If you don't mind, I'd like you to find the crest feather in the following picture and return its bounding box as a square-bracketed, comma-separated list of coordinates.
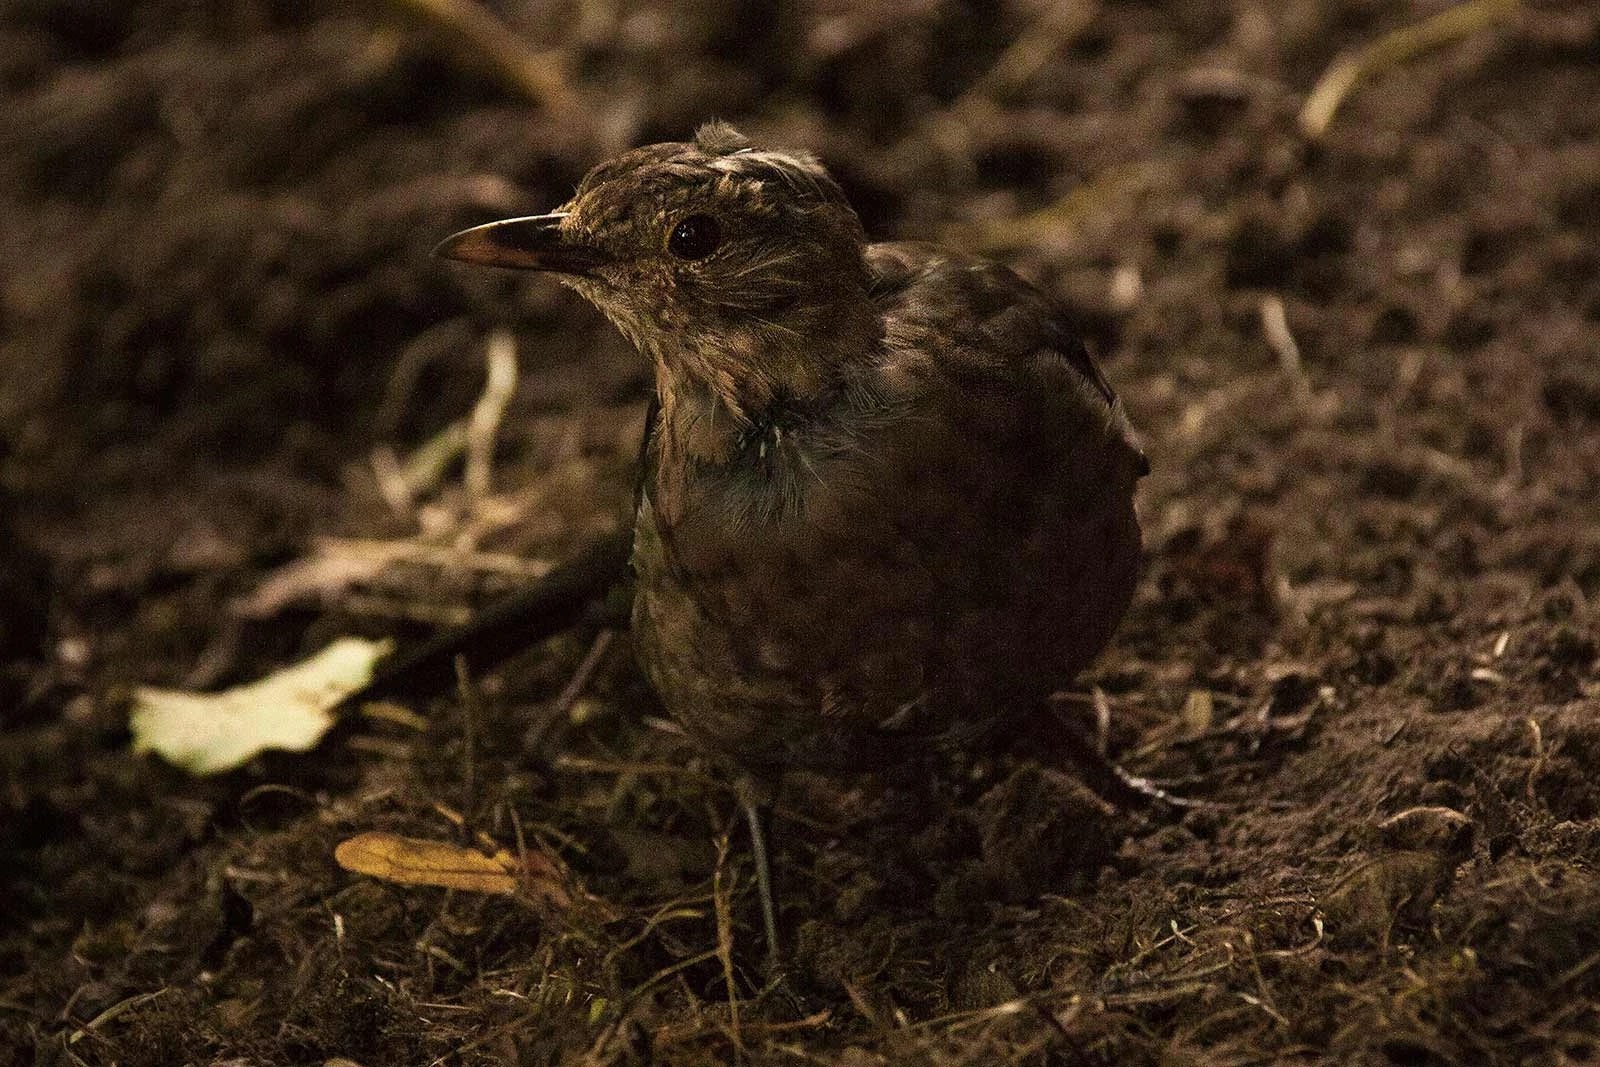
[694, 121, 752, 156]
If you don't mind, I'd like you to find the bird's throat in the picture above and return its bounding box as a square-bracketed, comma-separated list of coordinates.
[655, 375, 743, 468]
[647, 300, 878, 466]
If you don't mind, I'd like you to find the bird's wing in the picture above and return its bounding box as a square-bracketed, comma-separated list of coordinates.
[634, 393, 660, 516]
[865, 241, 1146, 473]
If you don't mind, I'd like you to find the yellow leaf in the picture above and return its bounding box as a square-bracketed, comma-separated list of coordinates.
[334, 832, 519, 895]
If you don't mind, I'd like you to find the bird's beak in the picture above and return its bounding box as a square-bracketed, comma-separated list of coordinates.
[433, 212, 605, 275]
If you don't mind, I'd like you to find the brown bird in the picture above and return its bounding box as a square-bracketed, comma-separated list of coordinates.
[433, 122, 1147, 965]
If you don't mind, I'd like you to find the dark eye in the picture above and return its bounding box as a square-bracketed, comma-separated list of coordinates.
[667, 214, 721, 259]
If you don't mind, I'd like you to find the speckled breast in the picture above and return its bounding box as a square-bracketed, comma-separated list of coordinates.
[627, 393, 1143, 778]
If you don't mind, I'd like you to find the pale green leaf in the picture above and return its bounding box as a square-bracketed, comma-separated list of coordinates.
[130, 637, 393, 775]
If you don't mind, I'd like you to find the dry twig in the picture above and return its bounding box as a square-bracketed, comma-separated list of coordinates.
[465, 329, 519, 504]
[1299, 0, 1522, 140]
[387, 0, 579, 114]
[1260, 296, 1309, 400]
[711, 832, 744, 1057]
[946, 162, 1167, 253]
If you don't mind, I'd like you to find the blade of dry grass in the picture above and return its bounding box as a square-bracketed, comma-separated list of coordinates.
[1300, 0, 1522, 140]
[386, 0, 578, 115]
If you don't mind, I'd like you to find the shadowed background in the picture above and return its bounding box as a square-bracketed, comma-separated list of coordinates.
[3, 1, 1600, 1064]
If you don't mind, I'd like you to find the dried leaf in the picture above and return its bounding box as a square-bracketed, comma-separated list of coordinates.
[131, 637, 392, 775]
[334, 832, 519, 895]
[236, 545, 402, 618]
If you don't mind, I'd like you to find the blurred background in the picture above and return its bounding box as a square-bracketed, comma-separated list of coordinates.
[3, 1, 1599, 1064]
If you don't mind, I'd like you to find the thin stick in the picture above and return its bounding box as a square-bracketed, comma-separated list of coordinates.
[398, 420, 470, 500]
[370, 445, 417, 518]
[387, 0, 579, 115]
[948, 162, 1167, 253]
[1300, 0, 1522, 140]
[312, 536, 552, 578]
[1525, 717, 1545, 802]
[739, 789, 781, 978]
[955, 0, 1099, 107]
[551, 629, 616, 719]
[465, 330, 518, 504]
[523, 628, 617, 755]
[1092, 686, 1111, 757]
[1260, 296, 1308, 400]
[455, 655, 479, 847]
[711, 832, 745, 1058]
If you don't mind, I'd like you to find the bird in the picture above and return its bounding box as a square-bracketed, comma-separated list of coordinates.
[428, 122, 1148, 967]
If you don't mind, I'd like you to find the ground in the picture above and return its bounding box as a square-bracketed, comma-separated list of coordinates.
[3, 1, 1600, 1064]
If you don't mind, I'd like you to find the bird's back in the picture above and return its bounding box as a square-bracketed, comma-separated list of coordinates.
[631, 240, 1144, 776]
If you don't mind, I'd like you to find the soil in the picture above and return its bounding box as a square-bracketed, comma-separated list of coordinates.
[3, 1, 1600, 1064]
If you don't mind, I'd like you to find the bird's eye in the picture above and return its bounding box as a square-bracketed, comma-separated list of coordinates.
[667, 214, 721, 260]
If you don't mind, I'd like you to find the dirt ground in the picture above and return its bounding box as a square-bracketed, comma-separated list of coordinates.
[3, 0, 1599, 1063]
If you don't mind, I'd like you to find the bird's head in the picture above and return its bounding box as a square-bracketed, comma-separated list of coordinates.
[438, 123, 877, 419]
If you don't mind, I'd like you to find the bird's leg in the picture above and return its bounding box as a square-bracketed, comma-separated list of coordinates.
[734, 773, 782, 976]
